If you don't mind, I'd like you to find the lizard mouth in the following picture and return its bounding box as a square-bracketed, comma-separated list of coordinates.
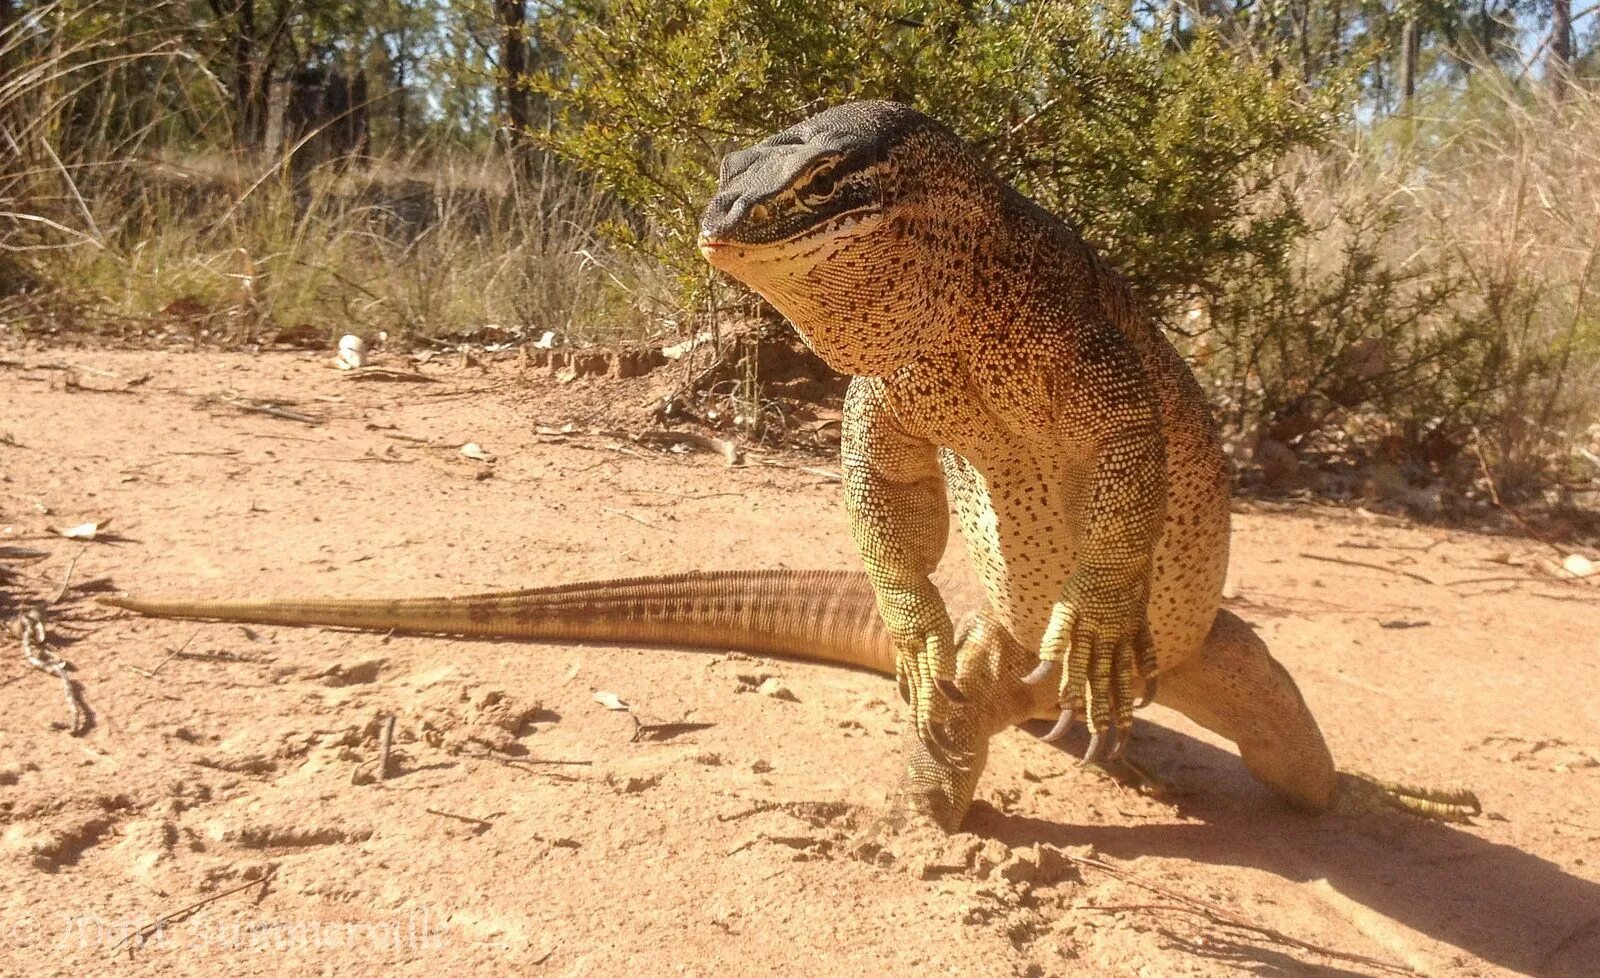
[701, 206, 882, 263]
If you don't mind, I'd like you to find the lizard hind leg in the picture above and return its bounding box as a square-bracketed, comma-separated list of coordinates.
[1156, 610, 1479, 822]
[1154, 608, 1339, 810]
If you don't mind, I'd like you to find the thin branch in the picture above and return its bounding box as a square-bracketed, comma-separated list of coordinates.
[50, 545, 87, 605]
[1065, 852, 1412, 975]
[1469, 428, 1565, 558]
[110, 870, 275, 954]
[1299, 553, 1436, 586]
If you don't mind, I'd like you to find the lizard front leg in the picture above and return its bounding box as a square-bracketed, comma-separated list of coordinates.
[841, 378, 964, 760]
[1018, 335, 1168, 762]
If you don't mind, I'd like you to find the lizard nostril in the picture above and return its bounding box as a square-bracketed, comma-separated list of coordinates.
[700, 191, 745, 239]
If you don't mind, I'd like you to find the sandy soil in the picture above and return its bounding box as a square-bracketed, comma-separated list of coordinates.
[2, 342, 1598, 978]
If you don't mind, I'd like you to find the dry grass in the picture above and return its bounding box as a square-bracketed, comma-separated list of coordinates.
[0, 1, 674, 348]
[1195, 72, 1600, 501]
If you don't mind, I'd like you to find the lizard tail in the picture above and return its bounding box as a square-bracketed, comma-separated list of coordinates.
[99, 569, 898, 675]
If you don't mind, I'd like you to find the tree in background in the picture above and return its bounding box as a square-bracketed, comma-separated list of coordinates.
[2, 0, 1596, 498]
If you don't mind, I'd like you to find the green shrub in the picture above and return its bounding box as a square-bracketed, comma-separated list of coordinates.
[531, 0, 1337, 316]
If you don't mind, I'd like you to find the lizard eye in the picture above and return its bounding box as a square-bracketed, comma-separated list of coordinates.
[799, 163, 838, 203]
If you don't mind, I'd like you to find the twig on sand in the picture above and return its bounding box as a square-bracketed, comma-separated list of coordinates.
[232, 401, 324, 425]
[378, 714, 397, 781]
[424, 807, 497, 834]
[50, 544, 87, 605]
[128, 630, 201, 680]
[1470, 429, 1566, 558]
[1065, 852, 1412, 975]
[604, 507, 662, 530]
[1299, 552, 1436, 586]
[110, 870, 276, 954]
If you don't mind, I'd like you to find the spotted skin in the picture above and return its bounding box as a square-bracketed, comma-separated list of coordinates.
[704, 101, 1222, 752]
[702, 100, 1477, 828]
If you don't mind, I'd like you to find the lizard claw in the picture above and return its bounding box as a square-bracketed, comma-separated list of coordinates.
[1081, 726, 1112, 764]
[1021, 658, 1058, 686]
[1134, 675, 1156, 709]
[1107, 725, 1132, 761]
[1040, 706, 1076, 743]
[924, 719, 971, 767]
[934, 676, 967, 703]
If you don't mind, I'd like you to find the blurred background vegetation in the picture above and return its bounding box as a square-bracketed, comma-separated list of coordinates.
[2, 1, 1597, 505]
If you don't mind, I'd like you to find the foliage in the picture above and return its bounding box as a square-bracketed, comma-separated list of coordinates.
[1201, 74, 1600, 497]
[530, 0, 1338, 316]
[0, 1, 663, 345]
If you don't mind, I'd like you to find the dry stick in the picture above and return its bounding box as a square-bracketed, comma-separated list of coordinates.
[232, 401, 323, 426]
[466, 750, 588, 781]
[50, 544, 87, 605]
[145, 630, 201, 679]
[756, 458, 844, 481]
[109, 871, 276, 955]
[1299, 552, 1437, 586]
[424, 807, 496, 830]
[1064, 853, 1411, 975]
[1447, 575, 1534, 587]
[1469, 430, 1566, 558]
[378, 714, 397, 781]
[604, 507, 662, 530]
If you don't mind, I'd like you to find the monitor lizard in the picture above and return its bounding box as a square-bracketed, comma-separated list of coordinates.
[103, 101, 1478, 832]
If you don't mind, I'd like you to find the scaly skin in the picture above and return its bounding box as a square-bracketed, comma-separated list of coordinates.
[100, 570, 1056, 829]
[100, 570, 1056, 828]
[102, 571, 899, 671]
[100, 573, 1477, 830]
[698, 100, 1478, 827]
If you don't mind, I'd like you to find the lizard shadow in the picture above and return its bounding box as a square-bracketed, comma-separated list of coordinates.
[968, 719, 1599, 978]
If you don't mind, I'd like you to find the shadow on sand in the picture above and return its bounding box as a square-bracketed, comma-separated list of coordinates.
[966, 719, 1599, 978]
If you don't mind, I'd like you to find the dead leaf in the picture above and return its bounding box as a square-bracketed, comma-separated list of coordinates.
[51, 519, 109, 540]
[592, 691, 630, 712]
[1561, 553, 1595, 579]
[460, 442, 496, 462]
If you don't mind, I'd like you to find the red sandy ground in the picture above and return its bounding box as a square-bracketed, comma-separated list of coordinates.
[2, 342, 1597, 977]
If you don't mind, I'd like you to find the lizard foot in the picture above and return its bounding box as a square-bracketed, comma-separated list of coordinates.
[1335, 771, 1482, 823]
[1022, 601, 1157, 764]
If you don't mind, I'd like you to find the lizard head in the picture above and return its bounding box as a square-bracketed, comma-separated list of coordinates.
[700, 100, 994, 376]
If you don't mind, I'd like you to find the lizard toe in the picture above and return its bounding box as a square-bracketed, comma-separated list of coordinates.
[1021, 658, 1058, 685]
[1039, 706, 1076, 743]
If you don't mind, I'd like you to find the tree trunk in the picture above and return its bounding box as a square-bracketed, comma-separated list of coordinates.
[1399, 14, 1418, 112]
[234, 0, 264, 149]
[496, 0, 536, 180]
[207, 0, 271, 151]
[1550, 0, 1573, 100]
[497, 0, 530, 144]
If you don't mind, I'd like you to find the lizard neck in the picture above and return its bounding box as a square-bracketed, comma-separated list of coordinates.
[752, 192, 1016, 378]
